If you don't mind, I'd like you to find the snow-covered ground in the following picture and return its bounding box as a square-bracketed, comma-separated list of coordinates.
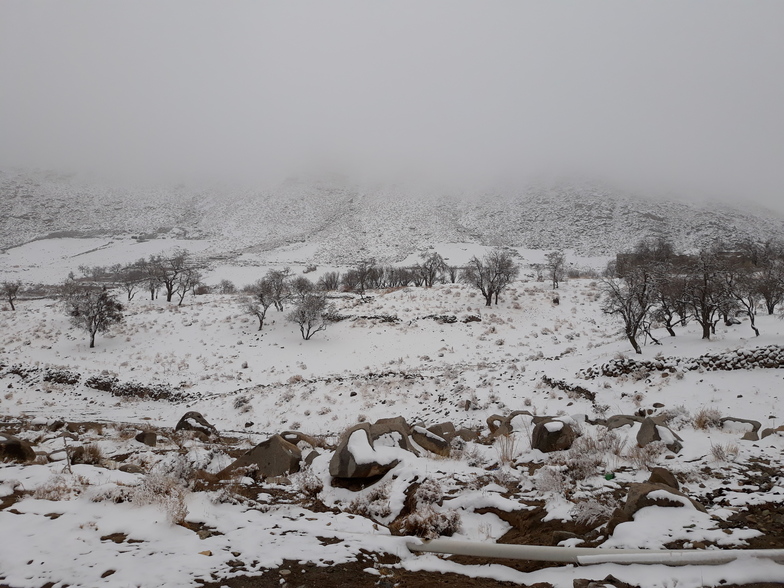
[1, 247, 784, 587]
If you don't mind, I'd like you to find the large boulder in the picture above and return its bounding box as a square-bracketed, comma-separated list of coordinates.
[636, 417, 682, 453]
[135, 431, 157, 447]
[427, 422, 456, 442]
[531, 418, 578, 453]
[219, 435, 301, 480]
[647, 467, 679, 491]
[607, 482, 706, 534]
[280, 430, 320, 449]
[175, 411, 219, 439]
[605, 415, 642, 430]
[411, 426, 450, 457]
[0, 433, 35, 463]
[329, 423, 400, 479]
[721, 417, 762, 441]
[369, 416, 418, 454]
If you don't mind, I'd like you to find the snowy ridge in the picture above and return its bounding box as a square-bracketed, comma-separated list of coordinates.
[2, 169, 783, 262]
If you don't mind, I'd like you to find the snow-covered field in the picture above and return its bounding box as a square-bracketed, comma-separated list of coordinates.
[1, 244, 784, 587]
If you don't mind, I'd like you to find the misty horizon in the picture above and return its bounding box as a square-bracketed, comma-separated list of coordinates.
[1, 1, 783, 212]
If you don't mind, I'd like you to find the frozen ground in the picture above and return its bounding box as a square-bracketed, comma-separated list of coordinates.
[1, 246, 784, 587]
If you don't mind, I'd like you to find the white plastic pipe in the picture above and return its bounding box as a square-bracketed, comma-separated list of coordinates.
[407, 539, 784, 567]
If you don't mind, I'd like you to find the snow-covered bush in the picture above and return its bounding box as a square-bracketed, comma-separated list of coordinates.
[132, 473, 189, 524]
[414, 478, 443, 505]
[397, 506, 461, 539]
[693, 407, 722, 430]
[570, 497, 617, 526]
[347, 482, 392, 520]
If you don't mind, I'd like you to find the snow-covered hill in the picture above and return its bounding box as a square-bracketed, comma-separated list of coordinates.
[2, 170, 782, 263]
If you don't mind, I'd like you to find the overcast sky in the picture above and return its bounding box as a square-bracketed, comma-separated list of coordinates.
[1, 1, 783, 209]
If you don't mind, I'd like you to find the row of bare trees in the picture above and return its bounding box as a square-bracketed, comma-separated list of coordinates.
[241, 249, 524, 339]
[75, 249, 204, 306]
[602, 238, 784, 353]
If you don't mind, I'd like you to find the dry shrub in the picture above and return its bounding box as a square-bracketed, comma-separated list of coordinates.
[711, 442, 739, 462]
[33, 474, 90, 501]
[293, 469, 324, 499]
[495, 433, 521, 466]
[693, 408, 722, 430]
[397, 506, 461, 539]
[132, 473, 189, 524]
[347, 481, 392, 520]
[658, 405, 691, 430]
[570, 497, 618, 526]
[414, 478, 443, 505]
[534, 466, 569, 494]
[626, 441, 666, 470]
[78, 443, 103, 466]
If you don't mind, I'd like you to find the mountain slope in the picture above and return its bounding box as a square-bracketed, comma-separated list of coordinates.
[2, 170, 782, 262]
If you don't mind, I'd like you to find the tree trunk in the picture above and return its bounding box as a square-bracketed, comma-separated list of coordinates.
[628, 333, 642, 354]
[484, 293, 493, 306]
[8, 298, 14, 311]
[701, 322, 711, 340]
[665, 323, 676, 337]
[749, 314, 760, 337]
[89, 331, 96, 348]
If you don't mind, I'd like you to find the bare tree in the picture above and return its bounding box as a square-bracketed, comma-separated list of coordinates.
[682, 249, 730, 340]
[217, 279, 236, 294]
[544, 250, 565, 289]
[416, 252, 446, 287]
[601, 267, 657, 354]
[1, 280, 21, 311]
[175, 267, 203, 306]
[342, 260, 376, 301]
[725, 268, 762, 336]
[317, 271, 341, 291]
[756, 257, 784, 315]
[290, 275, 315, 302]
[62, 283, 124, 348]
[287, 293, 329, 340]
[244, 278, 276, 331]
[265, 268, 291, 311]
[446, 265, 460, 283]
[115, 262, 146, 301]
[461, 248, 519, 306]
